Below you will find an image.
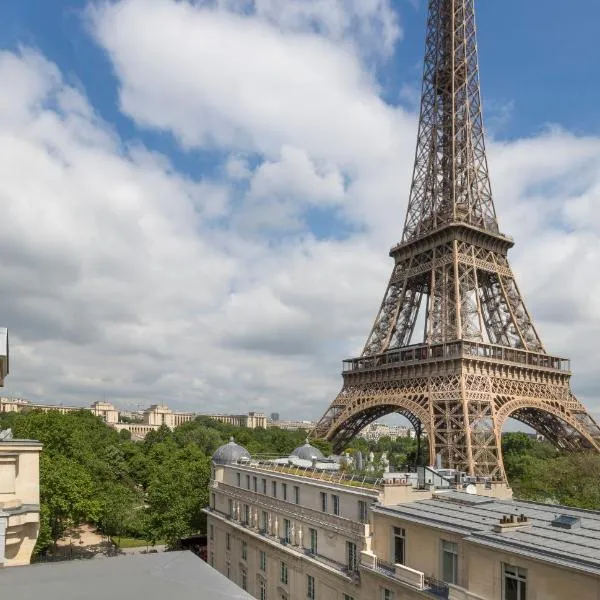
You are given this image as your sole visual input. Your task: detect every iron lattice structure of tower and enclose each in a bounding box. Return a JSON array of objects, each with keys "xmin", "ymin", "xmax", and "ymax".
[{"xmin": 312, "ymin": 0, "xmax": 600, "ymax": 481}]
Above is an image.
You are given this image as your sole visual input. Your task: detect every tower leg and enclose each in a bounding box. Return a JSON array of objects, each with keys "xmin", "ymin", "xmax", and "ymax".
[{"xmin": 415, "ymin": 423, "xmax": 423, "ymax": 468}]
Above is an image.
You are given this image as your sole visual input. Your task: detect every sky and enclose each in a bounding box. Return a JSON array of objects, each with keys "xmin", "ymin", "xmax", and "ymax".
[{"xmin": 0, "ymin": 0, "xmax": 599, "ymax": 424}]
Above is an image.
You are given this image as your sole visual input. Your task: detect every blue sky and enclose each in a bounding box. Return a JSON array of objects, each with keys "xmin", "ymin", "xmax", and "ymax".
[
  {"xmin": 2, "ymin": 0, "xmax": 599, "ymax": 175},
  {"xmin": 0, "ymin": 0, "xmax": 599, "ymax": 425}
]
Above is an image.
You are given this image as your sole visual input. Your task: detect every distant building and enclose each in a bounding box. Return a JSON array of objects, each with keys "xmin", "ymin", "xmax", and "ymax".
[
  {"xmin": 0, "ymin": 398, "xmax": 266, "ymax": 440},
  {"xmin": 274, "ymin": 419, "xmax": 316, "ymax": 431},
  {"xmin": 359, "ymin": 422, "xmax": 415, "ymax": 442},
  {"xmin": 89, "ymin": 400, "xmax": 119, "ymax": 424},
  {"xmin": 0, "ymin": 429, "xmax": 42, "ymax": 566},
  {"xmin": 270, "ymin": 412, "xmax": 280, "ymax": 423}
]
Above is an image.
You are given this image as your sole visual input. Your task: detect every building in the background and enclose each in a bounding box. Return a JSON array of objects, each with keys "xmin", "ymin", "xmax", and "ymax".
[
  {"xmin": 0, "ymin": 397, "xmax": 266, "ymax": 440},
  {"xmin": 89, "ymin": 401, "xmax": 119, "ymax": 424},
  {"xmin": 274, "ymin": 419, "xmax": 316, "ymax": 431},
  {"xmin": 210, "ymin": 412, "xmax": 267, "ymax": 430},
  {"xmin": 269, "ymin": 412, "xmax": 280, "ymax": 423},
  {"xmin": 113, "ymin": 405, "xmax": 267, "ymax": 439},
  {"xmin": 206, "ymin": 441, "xmax": 600, "ymax": 600},
  {"xmin": 358, "ymin": 423, "xmax": 415, "ymax": 443}
]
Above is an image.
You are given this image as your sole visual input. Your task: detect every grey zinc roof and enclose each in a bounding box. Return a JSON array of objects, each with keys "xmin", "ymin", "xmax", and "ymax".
[
  {"xmin": 0, "ymin": 551, "xmax": 252, "ymax": 600},
  {"xmin": 213, "ymin": 437, "xmax": 251, "ymax": 465},
  {"xmin": 374, "ymin": 491, "xmax": 600, "ymax": 576}
]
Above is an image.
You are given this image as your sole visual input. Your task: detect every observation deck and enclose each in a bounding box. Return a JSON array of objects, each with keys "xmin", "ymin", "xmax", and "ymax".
[{"xmin": 342, "ymin": 341, "xmax": 571, "ymax": 376}]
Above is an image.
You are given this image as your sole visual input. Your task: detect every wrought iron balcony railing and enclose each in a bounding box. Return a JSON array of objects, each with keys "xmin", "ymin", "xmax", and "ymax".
[
  {"xmin": 205, "ymin": 507, "xmax": 360, "ymax": 582},
  {"xmin": 363, "ymin": 556, "xmax": 449, "ymax": 598}
]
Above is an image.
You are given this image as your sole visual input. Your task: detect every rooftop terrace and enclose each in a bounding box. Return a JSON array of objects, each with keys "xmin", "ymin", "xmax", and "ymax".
[{"xmin": 240, "ymin": 459, "xmax": 385, "ymax": 491}]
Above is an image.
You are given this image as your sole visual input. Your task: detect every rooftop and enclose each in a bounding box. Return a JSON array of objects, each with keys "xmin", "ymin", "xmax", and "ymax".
[
  {"xmin": 0, "ymin": 552, "xmax": 253, "ymax": 600},
  {"xmin": 374, "ymin": 490, "xmax": 600, "ymax": 576},
  {"xmin": 232, "ymin": 459, "xmax": 384, "ymax": 492}
]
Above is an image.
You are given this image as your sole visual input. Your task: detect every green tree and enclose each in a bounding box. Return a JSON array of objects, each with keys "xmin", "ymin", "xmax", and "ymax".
[{"xmin": 39, "ymin": 453, "xmax": 101, "ymax": 546}]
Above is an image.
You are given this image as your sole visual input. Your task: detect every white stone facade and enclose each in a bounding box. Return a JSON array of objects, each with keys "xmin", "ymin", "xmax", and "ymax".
[{"xmin": 0, "ymin": 434, "xmax": 42, "ymax": 567}]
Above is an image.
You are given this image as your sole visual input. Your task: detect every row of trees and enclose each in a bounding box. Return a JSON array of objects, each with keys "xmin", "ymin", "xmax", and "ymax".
[
  {"xmin": 502, "ymin": 432, "xmax": 600, "ymax": 509},
  {"xmin": 1, "ymin": 409, "xmax": 599, "ymax": 558}
]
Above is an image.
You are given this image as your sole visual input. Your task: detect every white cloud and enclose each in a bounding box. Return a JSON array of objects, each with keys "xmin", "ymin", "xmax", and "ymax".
[
  {"xmin": 208, "ymin": 0, "xmax": 401, "ymax": 58},
  {"xmin": 89, "ymin": 0, "xmax": 415, "ymax": 244},
  {"xmin": 2, "ymin": 0, "xmax": 600, "ymax": 427}
]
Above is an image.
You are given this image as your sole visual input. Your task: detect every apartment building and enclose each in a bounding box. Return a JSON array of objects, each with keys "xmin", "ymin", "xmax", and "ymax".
[{"xmin": 206, "ymin": 440, "xmax": 600, "ymax": 600}]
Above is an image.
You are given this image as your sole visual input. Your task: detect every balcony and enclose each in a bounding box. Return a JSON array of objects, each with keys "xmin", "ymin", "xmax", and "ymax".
[
  {"xmin": 205, "ymin": 507, "xmax": 360, "ymax": 583},
  {"xmin": 215, "ymin": 481, "xmax": 370, "ymax": 538},
  {"xmin": 304, "ymin": 549, "xmax": 360, "ymax": 582},
  {"xmin": 361, "ymin": 555, "xmax": 449, "ymax": 599}
]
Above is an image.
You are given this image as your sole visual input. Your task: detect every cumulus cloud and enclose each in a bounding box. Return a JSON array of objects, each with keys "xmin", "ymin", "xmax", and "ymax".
[{"xmin": 1, "ymin": 0, "xmax": 600, "ymax": 425}]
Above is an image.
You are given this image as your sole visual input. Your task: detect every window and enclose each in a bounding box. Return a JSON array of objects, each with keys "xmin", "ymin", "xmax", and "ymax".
[
  {"xmin": 272, "ymin": 481, "xmax": 277, "ymax": 498},
  {"xmin": 309, "ymin": 528, "xmax": 318, "ymax": 555},
  {"xmin": 244, "ymin": 504, "xmax": 250, "ymax": 524},
  {"xmin": 253, "ymin": 476, "xmax": 258, "ymax": 492},
  {"xmin": 210, "ymin": 552, "xmax": 214, "ymax": 567},
  {"xmin": 381, "ymin": 589, "xmax": 393, "ymax": 600},
  {"xmin": 236, "ymin": 472, "xmax": 241, "ymax": 487},
  {"xmin": 332, "ymin": 494, "xmax": 340, "ymax": 516},
  {"xmin": 262, "ymin": 478, "xmax": 267, "ymax": 494},
  {"xmin": 209, "ymin": 524, "xmax": 214, "ymax": 540},
  {"xmin": 282, "ymin": 483, "xmax": 288, "ymax": 501},
  {"xmin": 241, "ymin": 569, "xmax": 247, "ymax": 591},
  {"xmin": 228, "ymin": 498, "xmax": 233, "ymax": 517},
  {"xmin": 441, "ymin": 540, "xmax": 458, "ymax": 584},
  {"xmin": 346, "ymin": 541, "xmax": 357, "ymax": 572},
  {"xmin": 226, "ymin": 533, "xmax": 231, "ymax": 550},
  {"xmin": 283, "ymin": 519, "xmax": 291, "ymax": 543},
  {"xmin": 259, "ymin": 550, "xmax": 267, "ymax": 571},
  {"xmin": 393, "ymin": 527, "xmax": 405, "ymax": 565},
  {"xmin": 358, "ymin": 500, "xmax": 368, "ymax": 524},
  {"xmin": 242, "ymin": 540, "xmax": 247, "ymax": 561},
  {"xmin": 259, "ymin": 578, "xmax": 267, "ymax": 600},
  {"xmin": 280, "ymin": 561, "xmax": 288, "ymax": 584},
  {"xmin": 294, "ymin": 486, "xmax": 300, "ymax": 504},
  {"xmin": 307, "ymin": 575, "xmax": 315, "ymax": 600},
  {"xmin": 211, "ymin": 492, "xmax": 215, "ymax": 509},
  {"xmin": 343, "ymin": 596, "xmax": 354, "ymax": 600},
  {"xmin": 261, "ymin": 510, "xmax": 268, "ymax": 532},
  {"xmin": 246, "ymin": 474, "xmax": 251, "ymax": 489},
  {"xmin": 226, "ymin": 562, "xmax": 230, "ymax": 578},
  {"xmin": 320, "ymin": 492, "xmax": 328, "ymax": 512},
  {"xmin": 504, "ymin": 565, "xmax": 527, "ymax": 600}
]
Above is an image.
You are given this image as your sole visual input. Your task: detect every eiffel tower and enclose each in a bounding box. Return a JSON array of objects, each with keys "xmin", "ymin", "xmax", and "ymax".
[{"xmin": 312, "ymin": 0, "xmax": 600, "ymax": 482}]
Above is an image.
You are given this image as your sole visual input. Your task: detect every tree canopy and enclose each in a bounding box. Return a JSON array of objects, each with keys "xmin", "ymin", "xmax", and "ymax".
[{"xmin": 0, "ymin": 410, "xmax": 315, "ymax": 555}]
